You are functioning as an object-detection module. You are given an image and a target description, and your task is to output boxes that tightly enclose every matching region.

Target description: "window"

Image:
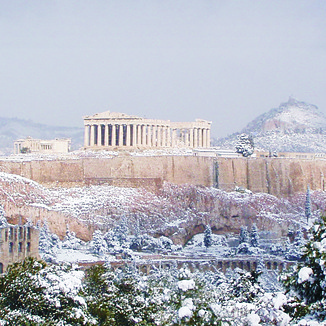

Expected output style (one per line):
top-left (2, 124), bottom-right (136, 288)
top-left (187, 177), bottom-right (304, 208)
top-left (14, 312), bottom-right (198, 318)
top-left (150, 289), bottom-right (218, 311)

top-left (18, 242), bottom-right (22, 253)
top-left (27, 242), bottom-right (31, 253)
top-left (27, 227), bottom-right (31, 240)
top-left (9, 242), bottom-right (13, 253)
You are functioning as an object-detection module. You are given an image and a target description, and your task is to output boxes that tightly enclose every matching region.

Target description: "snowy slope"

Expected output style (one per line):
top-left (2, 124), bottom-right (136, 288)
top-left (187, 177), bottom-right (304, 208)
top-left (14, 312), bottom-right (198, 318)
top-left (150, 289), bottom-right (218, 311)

top-left (215, 98), bottom-right (326, 153)
top-left (0, 172), bottom-right (313, 244)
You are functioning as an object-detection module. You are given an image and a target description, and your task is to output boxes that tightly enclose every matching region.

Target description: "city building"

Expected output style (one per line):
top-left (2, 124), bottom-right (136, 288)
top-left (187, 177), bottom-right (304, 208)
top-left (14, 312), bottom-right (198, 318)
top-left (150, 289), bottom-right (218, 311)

top-left (83, 111), bottom-right (212, 149)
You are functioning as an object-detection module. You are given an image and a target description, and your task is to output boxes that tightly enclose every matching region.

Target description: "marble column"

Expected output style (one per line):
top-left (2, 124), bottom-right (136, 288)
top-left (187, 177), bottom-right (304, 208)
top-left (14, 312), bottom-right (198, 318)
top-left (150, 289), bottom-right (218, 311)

top-left (157, 126), bottom-right (162, 147)
top-left (167, 127), bottom-right (171, 147)
top-left (203, 129), bottom-right (207, 148)
top-left (207, 128), bottom-right (211, 148)
top-left (97, 124), bottom-right (101, 146)
top-left (193, 128), bottom-right (198, 148)
top-left (190, 128), bottom-right (194, 148)
top-left (132, 124), bottom-right (137, 147)
top-left (198, 128), bottom-right (203, 147)
top-left (137, 125), bottom-right (141, 146)
top-left (84, 125), bottom-right (90, 147)
top-left (118, 125), bottom-right (123, 146)
top-left (126, 124), bottom-right (131, 146)
top-left (152, 125), bottom-right (157, 146)
top-left (111, 124), bottom-right (116, 146)
top-left (147, 125), bottom-right (152, 147)
top-left (90, 125), bottom-right (95, 146)
top-left (142, 125), bottom-right (146, 146)
top-left (172, 129), bottom-right (176, 147)
top-left (104, 124), bottom-right (109, 146)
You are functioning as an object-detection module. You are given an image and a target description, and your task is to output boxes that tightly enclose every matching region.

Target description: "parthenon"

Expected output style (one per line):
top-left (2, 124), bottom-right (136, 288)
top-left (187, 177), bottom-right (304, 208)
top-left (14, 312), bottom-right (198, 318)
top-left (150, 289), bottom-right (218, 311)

top-left (83, 111), bottom-right (212, 149)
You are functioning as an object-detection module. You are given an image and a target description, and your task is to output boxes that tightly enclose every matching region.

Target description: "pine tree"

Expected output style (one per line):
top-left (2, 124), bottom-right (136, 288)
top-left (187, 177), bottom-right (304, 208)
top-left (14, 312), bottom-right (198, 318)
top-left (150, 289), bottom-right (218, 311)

top-left (235, 133), bottom-right (254, 157)
top-left (204, 225), bottom-right (212, 249)
top-left (250, 223), bottom-right (259, 247)
top-left (239, 226), bottom-right (249, 244)
top-left (283, 216), bottom-right (326, 320)
top-left (0, 205), bottom-right (7, 228)
top-left (305, 186), bottom-right (312, 223)
top-left (91, 230), bottom-right (108, 256)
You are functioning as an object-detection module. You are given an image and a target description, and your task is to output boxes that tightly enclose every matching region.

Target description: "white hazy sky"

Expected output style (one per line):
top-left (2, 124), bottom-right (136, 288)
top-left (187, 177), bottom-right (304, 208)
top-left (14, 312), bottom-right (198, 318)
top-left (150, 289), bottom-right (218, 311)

top-left (0, 0), bottom-right (326, 138)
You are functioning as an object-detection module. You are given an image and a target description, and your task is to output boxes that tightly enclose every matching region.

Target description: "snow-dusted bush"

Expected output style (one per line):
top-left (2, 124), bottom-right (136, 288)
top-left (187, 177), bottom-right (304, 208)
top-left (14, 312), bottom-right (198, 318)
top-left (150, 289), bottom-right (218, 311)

top-left (62, 228), bottom-right (83, 250)
top-left (0, 257), bottom-right (94, 325)
top-left (283, 216), bottom-right (326, 321)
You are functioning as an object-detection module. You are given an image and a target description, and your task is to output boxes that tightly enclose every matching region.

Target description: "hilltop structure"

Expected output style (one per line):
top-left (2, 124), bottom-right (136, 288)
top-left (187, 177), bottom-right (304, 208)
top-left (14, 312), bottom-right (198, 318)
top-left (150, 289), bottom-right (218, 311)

top-left (83, 111), bottom-right (212, 150)
top-left (14, 137), bottom-right (71, 154)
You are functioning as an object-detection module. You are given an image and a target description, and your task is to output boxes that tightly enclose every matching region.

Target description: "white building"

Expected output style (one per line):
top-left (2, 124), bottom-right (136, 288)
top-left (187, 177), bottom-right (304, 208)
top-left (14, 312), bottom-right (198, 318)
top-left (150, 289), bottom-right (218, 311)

top-left (14, 137), bottom-right (71, 154)
top-left (83, 111), bottom-right (212, 149)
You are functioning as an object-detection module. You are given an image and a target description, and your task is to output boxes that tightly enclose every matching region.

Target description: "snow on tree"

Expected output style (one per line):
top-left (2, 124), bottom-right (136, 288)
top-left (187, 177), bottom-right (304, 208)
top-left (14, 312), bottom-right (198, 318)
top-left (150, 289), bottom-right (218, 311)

top-left (91, 230), bottom-right (108, 256)
top-left (38, 220), bottom-right (61, 262)
top-left (235, 133), bottom-right (255, 157)
top-left (62, 225), bottom-right (82, 250)
top-left (283, 216), bottom-right (326, 320)
top-left (239, 226), bottom-right (249, 244)
top-left (250, 223), bottom-right (260, 247)
top-left (113, 218), bottom-right (129, 246)
top-left (204, 225), bottom-right (212, 249)
top-left (0, 257), bottom-right (94, 325)
top-left (0, 205), bottom-right (7, 228)
top-left (305, 185), bottom-right (312, 223)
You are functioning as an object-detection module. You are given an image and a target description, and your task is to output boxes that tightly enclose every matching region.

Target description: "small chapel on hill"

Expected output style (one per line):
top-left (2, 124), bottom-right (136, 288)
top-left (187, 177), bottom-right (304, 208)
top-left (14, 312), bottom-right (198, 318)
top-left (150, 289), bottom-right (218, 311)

top-left (83, 111), bottom-right (212, 150)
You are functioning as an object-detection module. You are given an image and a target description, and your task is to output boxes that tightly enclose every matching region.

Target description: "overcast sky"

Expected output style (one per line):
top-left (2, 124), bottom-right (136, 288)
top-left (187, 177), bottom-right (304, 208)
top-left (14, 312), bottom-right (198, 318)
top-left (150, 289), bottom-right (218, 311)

top-left (0, 1), bottom-right (326, 138)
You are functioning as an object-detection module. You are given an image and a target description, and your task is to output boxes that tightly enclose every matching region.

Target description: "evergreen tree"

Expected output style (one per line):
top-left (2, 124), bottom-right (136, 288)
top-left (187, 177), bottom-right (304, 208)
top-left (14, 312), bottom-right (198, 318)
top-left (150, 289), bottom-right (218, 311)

top-left (0, 205), bottom-right (7, 228)
top-left (305, 185), bottom-right (312, 223)
top-left (235, 133), bottom-right (254, 157)
top-left (250, 223), bottom-right (259, 247)
top-left (283, 216), bottom-right (326, 320)
top-left (91, 230), bottom-right (108, 256)
top-left (204, 225), bottom-right (212, 249)
top-left (239, 226), bottom-right (249, 244)
top-left (0, 257), bottom-right (94, 325)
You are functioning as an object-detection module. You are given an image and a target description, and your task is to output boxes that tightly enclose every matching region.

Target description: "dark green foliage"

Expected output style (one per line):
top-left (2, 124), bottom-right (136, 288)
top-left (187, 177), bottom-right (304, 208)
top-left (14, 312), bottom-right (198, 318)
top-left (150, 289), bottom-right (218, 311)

top-left (250, 223), bottom-right (259, 247)
top-left (0, 257), bottom-right (93, 325)
top-left (305, 186), bottom-right (312, 222)
top-left (239, 226), bottom-right (249, 244)
top-left (283, 216), bottom-right (326, 320)
top-left (204, 225), bottom-right (212, 248)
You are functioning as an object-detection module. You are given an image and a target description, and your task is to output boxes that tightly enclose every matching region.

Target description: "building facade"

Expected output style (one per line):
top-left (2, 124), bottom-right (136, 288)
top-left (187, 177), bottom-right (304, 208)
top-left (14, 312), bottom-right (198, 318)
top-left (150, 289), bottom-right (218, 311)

top-left (14, 137), bottom-right (71, 154)
top-left (0, 224), bottom-right (39, 273)
top-left (83, 111), bottom-right (212, 149)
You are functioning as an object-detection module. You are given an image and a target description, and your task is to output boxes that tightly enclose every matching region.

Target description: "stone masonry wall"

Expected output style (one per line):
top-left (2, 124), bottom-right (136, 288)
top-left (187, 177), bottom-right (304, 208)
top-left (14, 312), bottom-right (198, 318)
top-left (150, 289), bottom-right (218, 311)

top-left (1, 156), bottom-right (326, 197)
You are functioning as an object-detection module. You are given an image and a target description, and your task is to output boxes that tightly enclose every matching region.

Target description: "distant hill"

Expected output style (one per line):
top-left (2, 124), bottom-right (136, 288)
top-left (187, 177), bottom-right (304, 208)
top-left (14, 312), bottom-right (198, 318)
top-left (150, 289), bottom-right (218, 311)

top-left (0, 117), bottom-right (84, 155)
top-left (214, 97), bottom-right (326, 153)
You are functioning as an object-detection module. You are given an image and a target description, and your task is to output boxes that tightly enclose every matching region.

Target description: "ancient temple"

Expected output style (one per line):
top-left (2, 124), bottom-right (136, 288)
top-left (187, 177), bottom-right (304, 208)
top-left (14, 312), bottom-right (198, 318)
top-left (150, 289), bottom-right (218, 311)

top-left (83, 111), bottom-right (212, 149)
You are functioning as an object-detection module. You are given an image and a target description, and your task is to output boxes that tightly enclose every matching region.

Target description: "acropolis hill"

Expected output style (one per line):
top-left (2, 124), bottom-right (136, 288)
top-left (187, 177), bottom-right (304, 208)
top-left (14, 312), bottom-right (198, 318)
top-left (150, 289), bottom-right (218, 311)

top-left (3, 106), bottom-right (326, 242)
top-left (4, 108), bottom-right (326, 198)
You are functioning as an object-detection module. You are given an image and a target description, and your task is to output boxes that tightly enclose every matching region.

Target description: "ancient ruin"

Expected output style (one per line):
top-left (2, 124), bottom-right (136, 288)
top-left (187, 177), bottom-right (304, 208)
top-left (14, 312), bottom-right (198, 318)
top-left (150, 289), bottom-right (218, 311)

top-left (0, 224), bottom-right (39, 273)
top-left (14, 137), bottom-right (71, 154)
top-left (83, 111), bottom-right (212, 149)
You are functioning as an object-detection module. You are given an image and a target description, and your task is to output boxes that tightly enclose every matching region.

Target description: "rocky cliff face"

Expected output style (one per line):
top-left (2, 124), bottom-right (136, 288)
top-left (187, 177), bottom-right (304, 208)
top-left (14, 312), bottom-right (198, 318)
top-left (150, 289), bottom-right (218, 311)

top-left (0, 172), bottom-right (315, 244)
top-left (215, 98), bottom-right (326, 153)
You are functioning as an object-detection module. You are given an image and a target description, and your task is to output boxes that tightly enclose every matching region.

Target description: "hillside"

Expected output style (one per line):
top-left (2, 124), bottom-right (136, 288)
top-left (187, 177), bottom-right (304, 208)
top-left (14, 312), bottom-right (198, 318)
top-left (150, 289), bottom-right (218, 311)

top-left (0, 117), bottom-right (84, 155)
top-left (215, 98), bottom-right (326, 153)
top-left (0, 171), bottom-right (314, 244)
